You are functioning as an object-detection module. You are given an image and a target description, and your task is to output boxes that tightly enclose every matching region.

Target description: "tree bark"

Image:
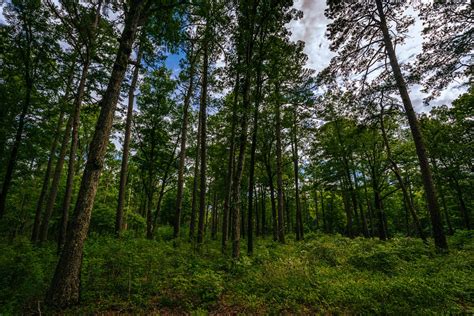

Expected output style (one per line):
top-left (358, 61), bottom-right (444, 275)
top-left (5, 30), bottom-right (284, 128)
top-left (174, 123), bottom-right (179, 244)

top-left (375, 0), bottom-right (447, 249)
top-left (173, 45), bottom-right (196, 239)
top-left (115, 42), bottom-right (143, 237)
top-left (291, 106), bottom-right (303, 241)
top-left (46, 1), bottom-right (146, 307)
top-left (275, 90), bottom-right (285, 243)
top-left (221, 75), bottom-right (239, 252)
top-left (189, 115), bottom-right (201, 241)
top-left (197, 36), bottom-right (209, 245)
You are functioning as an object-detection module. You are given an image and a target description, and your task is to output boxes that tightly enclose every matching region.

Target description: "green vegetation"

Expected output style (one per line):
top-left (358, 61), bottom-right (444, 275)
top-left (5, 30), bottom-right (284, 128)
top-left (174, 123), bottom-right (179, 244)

top-left (0, 0), bottom-right (471, 312)
top-left (1, 231), bottom-right (473, 314)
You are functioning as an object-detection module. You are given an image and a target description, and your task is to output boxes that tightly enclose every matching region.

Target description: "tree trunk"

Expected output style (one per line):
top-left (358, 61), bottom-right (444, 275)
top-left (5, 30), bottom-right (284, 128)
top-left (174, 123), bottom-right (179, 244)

top-left (291, 107), bottom-right (303, 240)
top-left (116, 42), bottom-right (143, 237)
top-left (255, 185), bottom-right (260, 237)
top-left (189, 116), bottom-right (201, 242)
top-left (275, 92), bottom-right (285, 243)
top-left (375, 0), bottom-right (447, 249)
top-left (221, 75), bottom-right (239, 252)
top-left (0, 76), bottom-right (32, 219)
top-left (52, 1), bottom-right (102, 245)
top-left (379, 107), bottom-right (426, 241)
top-left (261, 185), bottom-right (266, 236)
top-left (211, 190), bottom-right (217, 240)
top-left (32, 110), bottom-right (65, 242)
top-left (41, 114), bottom-right (72, 244)
top-left (173, 47), bottom-right (196, 239)
top-left (46, 2), bottom-right (146, 307)
top-left (197, 37), bottom-right (209, 245)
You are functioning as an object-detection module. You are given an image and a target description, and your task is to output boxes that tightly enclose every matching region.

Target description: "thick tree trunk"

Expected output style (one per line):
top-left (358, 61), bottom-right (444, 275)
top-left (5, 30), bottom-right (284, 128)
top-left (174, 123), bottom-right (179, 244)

top-left (376, 0), bottom-right (447, 249)
top-left (46, 2), bottom-right (146, 307)
top-left (275, 96), bottom-right (285, 244)
top-left (116, 43), bottom-right (143, 237)
top-left (197, 37), bottom-right (209, 245)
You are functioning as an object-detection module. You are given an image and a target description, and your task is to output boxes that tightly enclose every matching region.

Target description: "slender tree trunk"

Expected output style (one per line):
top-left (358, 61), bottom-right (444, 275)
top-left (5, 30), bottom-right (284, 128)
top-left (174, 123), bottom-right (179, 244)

top-left (221, 75), bottom-right (239, 252)
top-left (432, 159), bottom-right (454, 234)
top-left (32, 111), bottom-right (65, 242)
top-left (189, 116), bottom-right (201, 241)
top-left (246, 84), bottom-right (261, 254)
top-left (51, 2), bottom-right (102, 245)
top-left (261, 185), bottom-right (266, 236)
top-left (275, 92), bottom-right (285, 243)
top-left (291, 107), bottom-right (303, 240)
top-left (376, 0), bottom-right (447, 249)
top-left (320, 190), bottom-right (327, 232)
top-left (255, 185), bottom-right (260, 237)
top-left (268, 170), bottom-right (277, 241)
top-left (0, 77), bottom-right (32, 219)
top-left (46, 2), bottom-right (146, 307)
top-left (379, 108), bottom-right (426, 241)
top-left (146, 190), bottom-right (154, 240)
top-left (211, 190), bottom-right (217, 239)
top-left (116, 43), bottom-right (143, 237)
top-left (41, 114), bottom-right (72, 243)
top-left (174, 49), bottom-right (196, 240)
top-left (197, 37), bottom-right (209, 245)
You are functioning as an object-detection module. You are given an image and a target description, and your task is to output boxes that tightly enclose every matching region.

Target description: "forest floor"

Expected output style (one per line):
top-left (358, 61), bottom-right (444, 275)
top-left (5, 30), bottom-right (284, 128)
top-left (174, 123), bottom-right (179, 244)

top-left (1, 230), bottom-right (473, 314)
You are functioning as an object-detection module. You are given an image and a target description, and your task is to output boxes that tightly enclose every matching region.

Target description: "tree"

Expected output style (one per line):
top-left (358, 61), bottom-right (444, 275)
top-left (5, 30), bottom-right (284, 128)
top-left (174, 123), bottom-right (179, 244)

top-left (324, 1), bottom-right (447, 249)
top-left (46, 1), bottom-right (150, 307)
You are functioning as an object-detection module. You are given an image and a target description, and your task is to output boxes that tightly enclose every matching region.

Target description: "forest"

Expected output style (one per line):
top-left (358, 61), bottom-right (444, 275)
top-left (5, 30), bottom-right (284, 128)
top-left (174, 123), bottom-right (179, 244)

top-left (0, 0), bottom-right (472, 314)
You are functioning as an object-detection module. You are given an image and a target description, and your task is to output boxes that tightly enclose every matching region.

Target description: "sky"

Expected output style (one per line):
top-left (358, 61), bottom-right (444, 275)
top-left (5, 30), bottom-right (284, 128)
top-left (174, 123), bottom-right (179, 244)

top-left (0, 0), bottom-right (467, 112)
top-left (287, 0), bottom-right (468, 112)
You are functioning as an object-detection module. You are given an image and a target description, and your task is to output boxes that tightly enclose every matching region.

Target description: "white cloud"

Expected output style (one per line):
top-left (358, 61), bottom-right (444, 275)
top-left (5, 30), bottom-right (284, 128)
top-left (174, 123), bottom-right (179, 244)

top-left (287, 1), bottom-right (468, 111)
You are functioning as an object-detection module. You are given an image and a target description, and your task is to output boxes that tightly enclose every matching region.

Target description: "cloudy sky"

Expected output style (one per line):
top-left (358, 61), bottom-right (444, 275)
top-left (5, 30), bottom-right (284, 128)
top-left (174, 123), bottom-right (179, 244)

top-left (287, 0), bottom-right (468, 112)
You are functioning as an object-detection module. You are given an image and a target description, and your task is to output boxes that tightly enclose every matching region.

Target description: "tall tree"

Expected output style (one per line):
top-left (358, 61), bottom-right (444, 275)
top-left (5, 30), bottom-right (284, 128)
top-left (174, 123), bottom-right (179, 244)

top-left (46, 1), bottom-right (149, 307)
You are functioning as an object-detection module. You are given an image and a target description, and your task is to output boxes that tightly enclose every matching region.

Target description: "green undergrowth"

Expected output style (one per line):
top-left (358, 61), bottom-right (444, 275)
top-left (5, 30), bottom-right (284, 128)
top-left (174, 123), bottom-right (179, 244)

top-left (1, 230), bottom-right (473, 314)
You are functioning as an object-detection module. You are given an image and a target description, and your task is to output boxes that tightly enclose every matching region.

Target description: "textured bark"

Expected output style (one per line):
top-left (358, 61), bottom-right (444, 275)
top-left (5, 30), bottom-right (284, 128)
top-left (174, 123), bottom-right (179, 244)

top-left (53, 2), bottom-right (102, 244)
top-left (173, 47), bottom-right (196, 239)
top-left (197, 37), bottom-right (208, 245)
top-left (116, 43), bottom-right (143, 237)
top-left (376, 0), bottom-right (447, 249)
top-left (46, 2), bottom-right (146, 307)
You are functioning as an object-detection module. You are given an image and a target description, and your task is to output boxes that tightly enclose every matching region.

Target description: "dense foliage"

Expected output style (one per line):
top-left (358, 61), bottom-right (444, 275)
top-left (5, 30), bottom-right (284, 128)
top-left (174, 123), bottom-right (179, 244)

top-left (0, 0), bottom-right (472, 312)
